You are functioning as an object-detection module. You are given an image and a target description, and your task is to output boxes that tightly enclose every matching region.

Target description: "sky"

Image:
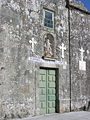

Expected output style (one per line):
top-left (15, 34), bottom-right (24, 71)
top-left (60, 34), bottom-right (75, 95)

top-left (75, 0), bottom-right (90, 11)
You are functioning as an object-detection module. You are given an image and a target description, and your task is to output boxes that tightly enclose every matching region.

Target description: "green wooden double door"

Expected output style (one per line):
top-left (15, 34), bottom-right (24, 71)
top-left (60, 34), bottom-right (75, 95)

top-left (39, 68), bottom-right (56, 114)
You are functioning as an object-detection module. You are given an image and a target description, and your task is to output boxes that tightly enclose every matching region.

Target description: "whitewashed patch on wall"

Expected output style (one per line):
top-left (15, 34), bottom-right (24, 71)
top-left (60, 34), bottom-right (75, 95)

top-left (58, 43), bottom-right (66, 59)
top-left (80, 47), bottom-right (84, 61)
top-left (63, 61), bottom-right (67, 69)
top-left (79, 47), bottom-right (86, 71)
top-left (79, 61), bottom-right (86, 71)
top-left (29, 38), bottom-right (37, 52)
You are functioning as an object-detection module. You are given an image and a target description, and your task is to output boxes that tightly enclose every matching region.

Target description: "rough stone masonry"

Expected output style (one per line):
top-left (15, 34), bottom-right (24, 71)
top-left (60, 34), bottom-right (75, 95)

top-left (0, 0), bottom-right (90, 119)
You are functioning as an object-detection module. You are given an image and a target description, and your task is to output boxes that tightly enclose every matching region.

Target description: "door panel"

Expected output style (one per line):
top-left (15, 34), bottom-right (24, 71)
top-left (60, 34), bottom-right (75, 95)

top-left (47, 70), bottom-right (56, 114)
top-left (39, 69), bottom-right (47, 114)
top-left (48, 70), bottom-right (55, 75)
top-left (48, 82), bottom-right (55, 87)
top-left (39, 69), bottom-right (56, 114)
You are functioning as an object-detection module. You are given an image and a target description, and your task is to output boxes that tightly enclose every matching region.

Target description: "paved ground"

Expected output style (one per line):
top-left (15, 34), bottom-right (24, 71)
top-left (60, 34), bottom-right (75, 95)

top-left (14, 111), bottom-right (90, 120)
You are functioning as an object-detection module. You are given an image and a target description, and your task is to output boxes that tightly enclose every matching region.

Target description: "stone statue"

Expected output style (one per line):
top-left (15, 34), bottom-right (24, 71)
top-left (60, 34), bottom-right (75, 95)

top-left (44, 38), bottom-right (53, 57)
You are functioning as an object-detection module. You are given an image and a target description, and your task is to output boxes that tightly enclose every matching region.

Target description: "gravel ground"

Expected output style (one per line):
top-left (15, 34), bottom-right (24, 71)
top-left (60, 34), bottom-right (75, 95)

top-left (12, 111), bottom-right (90, 120)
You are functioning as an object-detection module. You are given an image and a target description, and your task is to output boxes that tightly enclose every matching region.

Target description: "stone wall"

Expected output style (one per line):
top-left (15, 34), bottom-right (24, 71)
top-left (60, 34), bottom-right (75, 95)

top-left (0, 0), bottom-right (90, 119)
top-left (69, 0), bottom-right (90, 110)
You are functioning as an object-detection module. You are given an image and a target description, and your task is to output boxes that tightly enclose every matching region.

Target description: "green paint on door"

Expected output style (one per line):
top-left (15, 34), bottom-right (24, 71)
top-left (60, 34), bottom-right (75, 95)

top-left (39, 69), bottom-right (56, 114)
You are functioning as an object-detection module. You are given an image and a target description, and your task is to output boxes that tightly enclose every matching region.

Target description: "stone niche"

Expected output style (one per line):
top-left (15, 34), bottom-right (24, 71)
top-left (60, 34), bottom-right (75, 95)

top-left (43, 33), bottom-right (55, 59)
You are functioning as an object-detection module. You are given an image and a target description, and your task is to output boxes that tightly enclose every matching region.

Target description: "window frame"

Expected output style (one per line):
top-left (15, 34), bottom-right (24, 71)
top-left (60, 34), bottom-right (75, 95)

top-left (43, 9), bottom-right (54, 29)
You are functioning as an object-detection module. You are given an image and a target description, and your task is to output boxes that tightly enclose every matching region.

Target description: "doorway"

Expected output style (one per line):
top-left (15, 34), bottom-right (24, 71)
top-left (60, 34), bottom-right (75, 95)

top-left (39, 68), bottom-right (59, 114)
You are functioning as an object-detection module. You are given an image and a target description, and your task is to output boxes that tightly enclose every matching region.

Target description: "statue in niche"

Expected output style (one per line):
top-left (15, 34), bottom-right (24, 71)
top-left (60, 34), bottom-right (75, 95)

top-left (44, 34), bottom-right (54, 58)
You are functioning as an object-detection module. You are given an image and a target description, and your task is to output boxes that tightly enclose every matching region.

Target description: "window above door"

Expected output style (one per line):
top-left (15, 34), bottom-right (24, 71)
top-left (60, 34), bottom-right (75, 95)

top-left (43, 9), bottom-right (54, 29)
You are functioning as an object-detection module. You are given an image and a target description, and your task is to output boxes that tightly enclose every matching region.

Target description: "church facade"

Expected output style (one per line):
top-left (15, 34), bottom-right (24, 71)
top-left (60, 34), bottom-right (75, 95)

top-left (0, 0), bottom-right (90, 119)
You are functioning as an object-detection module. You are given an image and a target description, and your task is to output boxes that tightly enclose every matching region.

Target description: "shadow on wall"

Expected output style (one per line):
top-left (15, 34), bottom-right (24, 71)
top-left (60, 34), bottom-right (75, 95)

top-left (79, 101), bottom-right (90, 111)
